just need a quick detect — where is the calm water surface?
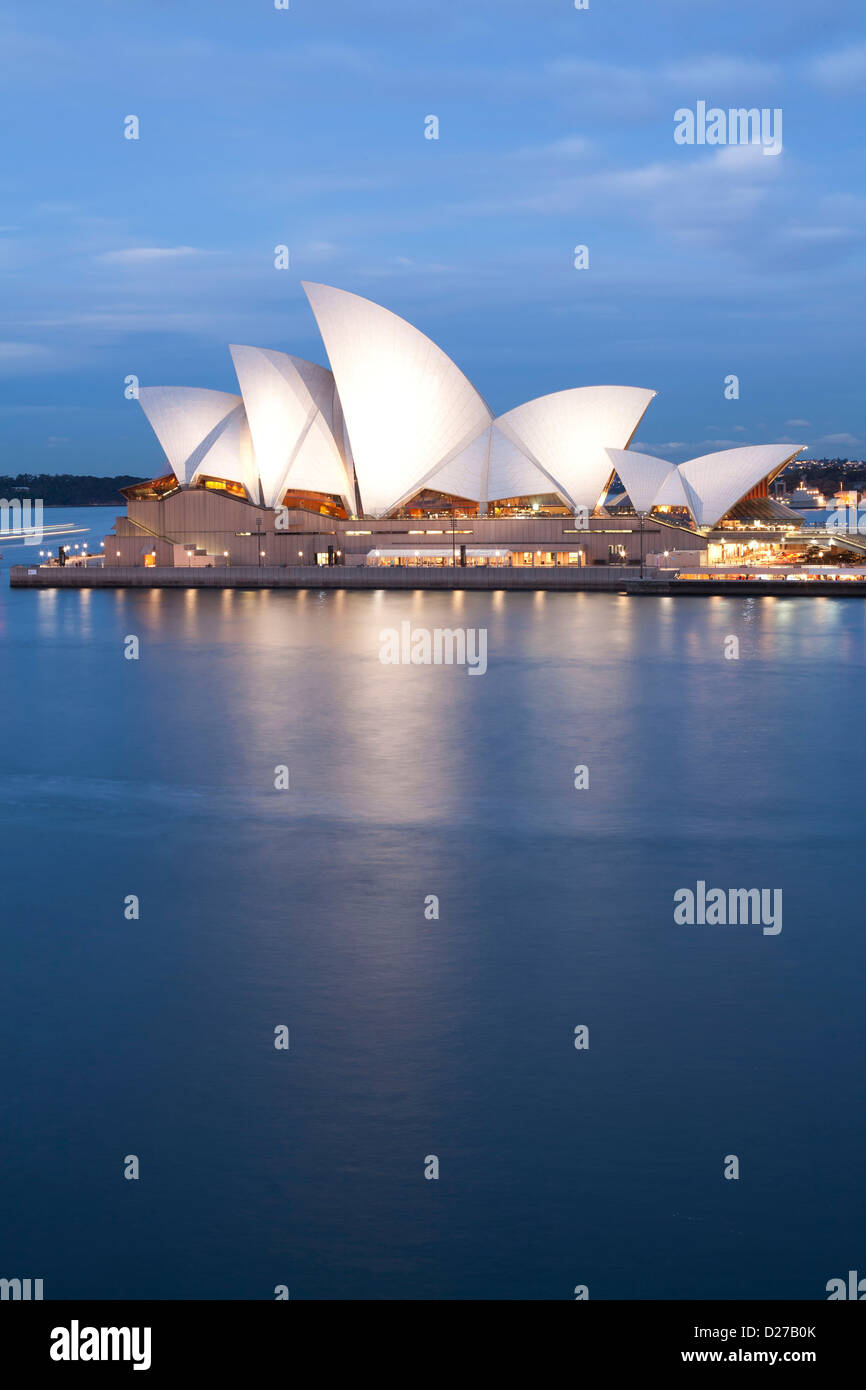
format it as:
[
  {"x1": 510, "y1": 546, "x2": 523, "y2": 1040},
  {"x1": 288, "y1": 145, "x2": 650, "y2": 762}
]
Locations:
[{"x1": 1, "y1": 516, "x2": 863, "y2": 1299}]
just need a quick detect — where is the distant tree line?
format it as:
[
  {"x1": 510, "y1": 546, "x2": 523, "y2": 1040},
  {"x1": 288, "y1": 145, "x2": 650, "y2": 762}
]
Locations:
[{"x1": 0, "y1": 474, "x2": 145, "y2": 505}]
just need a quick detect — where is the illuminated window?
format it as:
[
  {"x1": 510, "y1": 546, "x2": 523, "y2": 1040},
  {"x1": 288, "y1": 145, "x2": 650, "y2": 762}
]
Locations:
[
  {"x1": 198, "y1": 476, "x2": 246, "y2": 498},
  {"x1": 490, "y1": 494, "x2": 569, "y2": 517},
  {"x1": 279, "y1": 489, "x2": 347, "y2": 519},
  {"x1": 121, "y1": 474, "x2": 178, "y2": 502}
]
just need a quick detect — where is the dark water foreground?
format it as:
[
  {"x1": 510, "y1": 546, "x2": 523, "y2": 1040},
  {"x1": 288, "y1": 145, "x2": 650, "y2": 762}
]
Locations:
[{"x1": 0, "y1": 579, "x2": 863, "y2": 1300}]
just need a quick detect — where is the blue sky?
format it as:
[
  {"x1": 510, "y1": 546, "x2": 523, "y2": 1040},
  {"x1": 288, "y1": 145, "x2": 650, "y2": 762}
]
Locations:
[{"x1": 1, "y1": 0, "x2": 864, "y2": 475}]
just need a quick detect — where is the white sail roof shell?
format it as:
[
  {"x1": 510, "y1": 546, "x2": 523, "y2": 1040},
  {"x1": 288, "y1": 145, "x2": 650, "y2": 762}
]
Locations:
[
  {"x1": 410, "y1": 424, "x2": 493, "y2": 504},
  {"x1": 137, "y1": 387, "x2": 244, "y2": 488},
  {"x1": 607, "y1": 443, "x2": 804, "y2": 526},
  {"x1": 605, "y1": 448, "x2": 678, "y2": 515},
  {"x1": 495, "y1": 386, "x2": 656, "y2": 512},
  {"x1": 229, "y1": 345, "x2": 355, "y2": 511},
  {"x1": 399, "y1": 388, "x2": 656, "y2": 511},
  {"x1": 302, "y1": 281, "x2": 493, "y2": 517},
  {"x1": 652, "y1": 465, "x2": 698, "y2": 513},
  {"x1": 188, "y1": 402, "x2": 259, "y2": 499},
  {"x1": 487, "y1": 426, "x2": 562, "y2": 501},
  {"x1": 678, "y1": 445, "x2": 803, "y2": 526},
  {"x1": 414, "y1": 424, "x2": 559, "y2": 507}
]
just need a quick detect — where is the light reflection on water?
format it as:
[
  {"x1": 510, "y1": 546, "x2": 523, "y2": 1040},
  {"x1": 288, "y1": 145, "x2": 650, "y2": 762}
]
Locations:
[{"x1": 0, "y1": 585, "x2": 863, "y2": 1299}]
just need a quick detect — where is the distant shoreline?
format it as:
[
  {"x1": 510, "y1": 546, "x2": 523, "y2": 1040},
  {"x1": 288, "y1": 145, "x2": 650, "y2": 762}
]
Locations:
[{"x1": 0, "y1": 477, "x2": 143, "y2": 508}]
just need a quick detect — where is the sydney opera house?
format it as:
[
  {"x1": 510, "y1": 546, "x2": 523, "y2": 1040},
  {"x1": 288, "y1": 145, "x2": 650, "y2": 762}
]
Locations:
[{"x1": 108, "y1": 283, "x2": 806, "y2": 572}]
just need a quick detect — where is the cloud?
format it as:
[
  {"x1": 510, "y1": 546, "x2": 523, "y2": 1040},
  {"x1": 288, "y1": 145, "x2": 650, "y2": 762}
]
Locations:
[
  {"x1": 0, "y1": 342, "x2": 56, "y2": 374},
  {"x1": 358, "y1": 256, "x2": 454, "y2": 278},
  {"x1": 294, "y1": 240, "x2": 344, "y2": 262},
  {"x1": 786, "y1": 419, "x2": 811, "y2": 428},
  {"x1": 632, "y1": 441, "x2": 689, "y2": 457},
  {"x1": 547, "y1": 57, "x2": 660, "y2": 119},
  {"x1": 810, "y1": 43, "x2": 866, "y2": 91},
  {"x1": 0, "y1": 404, "x2": 84, "y2": 415},
  {"x1": 452, "y1": 143, "x2": 787, "y2": 265},
  {"x1": 509, "y1": 135, "x2": 595, "y2": 160},
  {"x1": 783, "y1": 224, "x2": 860, "y2": 247},
  {"x1": 274, "y1": 41, "x2": 376, "y2": 73},
  {"x1": 817, "y1": 433, "x2": 861, "y2": 446},
  {"x1": 21, "y1": 309, "x2": 234, "y2": 333},
  {"x1": 663, "y1": 55, "x2": 778, "y2": 88},
  {"x1": 276, "y1": 174, "x2": 390, "y2": 195},
  {"x1": 0, "y1": 341, "x2": 52, "y2": 360},
  {"x1": 97, "y1": 247, "x2": 202, "y2": 265},
  {"x1": 547, "y1": 51, "x2": 781, "y2": 123},
  {"x1": 449, "y1": 136, "x2": 866, "y2": 279}
]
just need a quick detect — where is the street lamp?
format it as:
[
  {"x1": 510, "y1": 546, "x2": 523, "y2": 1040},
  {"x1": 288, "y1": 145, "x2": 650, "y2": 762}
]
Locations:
[{"x1": 224, "y1": 550, "x2": 229, "y2": 568}]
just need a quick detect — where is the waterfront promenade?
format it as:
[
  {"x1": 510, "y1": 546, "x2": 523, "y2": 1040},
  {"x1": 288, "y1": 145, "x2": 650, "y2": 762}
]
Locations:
[{"x1": 10, "y1": 563, "x2": 866, "y2": 596}]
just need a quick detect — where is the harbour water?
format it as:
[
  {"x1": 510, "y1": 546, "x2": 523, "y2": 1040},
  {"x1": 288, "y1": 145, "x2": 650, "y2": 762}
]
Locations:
[
  {"x1": 0, "y1": 509, "x2": 863, "y2": 1299},
  {"x1": 0, "y1": 504, "x2": 122, "y2": 576}
]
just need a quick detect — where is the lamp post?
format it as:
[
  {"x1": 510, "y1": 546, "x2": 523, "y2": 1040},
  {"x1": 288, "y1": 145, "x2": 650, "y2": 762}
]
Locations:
[{"x1": 638, "y1": 510, "x2": 646, "y2": 579}]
